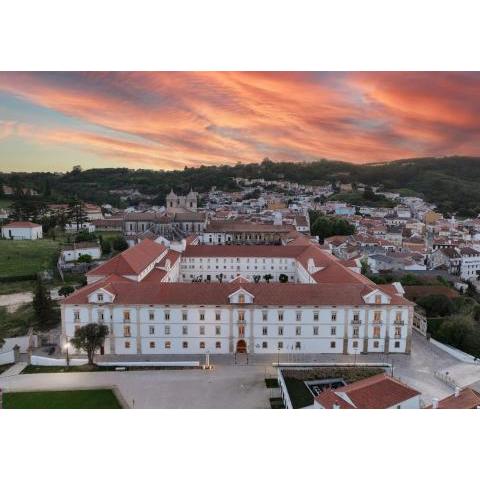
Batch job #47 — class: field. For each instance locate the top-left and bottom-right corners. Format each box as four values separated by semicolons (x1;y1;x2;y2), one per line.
0;239;60;279
3;389;122;409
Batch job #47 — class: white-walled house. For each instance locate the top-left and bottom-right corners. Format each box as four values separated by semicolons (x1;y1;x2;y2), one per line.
1;221;43;240
61;238;414;357
61;242;102;262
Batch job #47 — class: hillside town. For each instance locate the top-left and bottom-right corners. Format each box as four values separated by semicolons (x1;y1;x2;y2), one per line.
2;178;480;409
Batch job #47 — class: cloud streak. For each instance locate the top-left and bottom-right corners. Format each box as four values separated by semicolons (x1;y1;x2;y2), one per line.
1;71;480;171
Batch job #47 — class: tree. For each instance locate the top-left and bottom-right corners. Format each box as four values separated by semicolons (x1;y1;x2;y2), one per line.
279;273;288;283
309;212;355;242
216;273;224;283
67;199;88;231
77;254;93;263
101;238;111;255
70;323;109;365
263;274;273;283
417;294;454;317
75;230;96;242
253;275;261;283
112;236;128;252
58;285;75;297
32;277;55;329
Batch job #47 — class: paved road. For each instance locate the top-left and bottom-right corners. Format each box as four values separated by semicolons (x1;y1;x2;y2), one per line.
0;364;273;409
2;332;480;407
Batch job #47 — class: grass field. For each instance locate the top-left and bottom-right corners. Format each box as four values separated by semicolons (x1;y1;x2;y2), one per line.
3;389;122;409
0;304;35;337
0;239;60;279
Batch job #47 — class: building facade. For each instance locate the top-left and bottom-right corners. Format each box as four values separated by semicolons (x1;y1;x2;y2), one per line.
61;238;414;357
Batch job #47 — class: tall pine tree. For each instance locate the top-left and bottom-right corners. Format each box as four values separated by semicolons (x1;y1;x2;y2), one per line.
32;276;55;330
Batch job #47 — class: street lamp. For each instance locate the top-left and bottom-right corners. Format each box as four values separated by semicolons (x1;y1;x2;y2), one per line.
64;341;71;367
205;350;210;369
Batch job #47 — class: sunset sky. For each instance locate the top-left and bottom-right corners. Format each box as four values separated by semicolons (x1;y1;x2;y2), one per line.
1;72;479;172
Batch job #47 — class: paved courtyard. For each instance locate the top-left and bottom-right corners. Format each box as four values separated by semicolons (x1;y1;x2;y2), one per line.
2;332;480;407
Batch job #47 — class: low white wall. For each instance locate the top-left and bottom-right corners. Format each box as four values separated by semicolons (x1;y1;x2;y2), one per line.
0;335;37;354
30;355;88;366
0;350;15;365
96;361;200;367
430;338;478;364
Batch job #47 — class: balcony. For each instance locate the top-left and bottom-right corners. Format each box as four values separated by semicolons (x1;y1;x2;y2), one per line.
352;333;360;339
394;334;402;339
373;334;381;339
394;320;405;326
351;319;361;325
372;320;383;326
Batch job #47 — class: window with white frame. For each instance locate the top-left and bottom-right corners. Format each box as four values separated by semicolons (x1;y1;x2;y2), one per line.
262;326;268;336
313;326;319;335
331;311;337;322
149;341;156;349
182;311;188;321
182;326;188;335
149;311;155;320
182;341;188;349
313;311;319;321
200;326;205;335
164;341;171;349
278;326;284;336
149;326;155;335
331;326;336;336
74;310;80;321
278;311;284;321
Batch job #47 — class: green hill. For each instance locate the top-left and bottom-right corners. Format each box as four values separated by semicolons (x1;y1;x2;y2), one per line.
2;156;480;216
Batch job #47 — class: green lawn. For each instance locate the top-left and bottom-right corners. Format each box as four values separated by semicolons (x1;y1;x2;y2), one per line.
0;239;60;279
3;389;122;409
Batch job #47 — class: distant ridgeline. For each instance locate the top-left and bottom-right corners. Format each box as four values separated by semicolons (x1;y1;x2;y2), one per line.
2;156;480;215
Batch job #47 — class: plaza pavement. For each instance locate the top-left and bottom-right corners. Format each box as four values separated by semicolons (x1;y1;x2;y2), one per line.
2;332;480;408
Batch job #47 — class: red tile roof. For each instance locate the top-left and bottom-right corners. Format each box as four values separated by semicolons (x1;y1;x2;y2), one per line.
3;221;41;228
315;373;420;409
62;280;410;307
426;388;480;409
87;239;166;277
183;245;307;258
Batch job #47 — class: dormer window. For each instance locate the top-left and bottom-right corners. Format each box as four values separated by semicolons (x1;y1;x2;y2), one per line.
97;294;103;302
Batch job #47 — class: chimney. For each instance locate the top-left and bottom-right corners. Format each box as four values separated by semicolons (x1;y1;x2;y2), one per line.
432;398;439;409
333;402;341;409
454;386;461;397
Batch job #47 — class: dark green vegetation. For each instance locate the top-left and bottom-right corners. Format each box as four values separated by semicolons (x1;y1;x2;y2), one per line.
424;294;480;358
3;389;122;409
282;367;385;409
22;364;199;374
70;323;110;365
309;211;355;241
3;156;480;215
269;398;285;409
0;301;60;338
265;378;279;388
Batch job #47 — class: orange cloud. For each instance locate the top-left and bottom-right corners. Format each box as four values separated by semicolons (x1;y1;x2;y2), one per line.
0;72;479;170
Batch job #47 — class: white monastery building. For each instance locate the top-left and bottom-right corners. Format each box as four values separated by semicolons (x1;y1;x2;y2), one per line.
1;221;43;240
61;237;414;356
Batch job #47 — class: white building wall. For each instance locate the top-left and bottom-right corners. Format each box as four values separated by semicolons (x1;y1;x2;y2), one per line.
62;302;412;356
1;225;43;240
